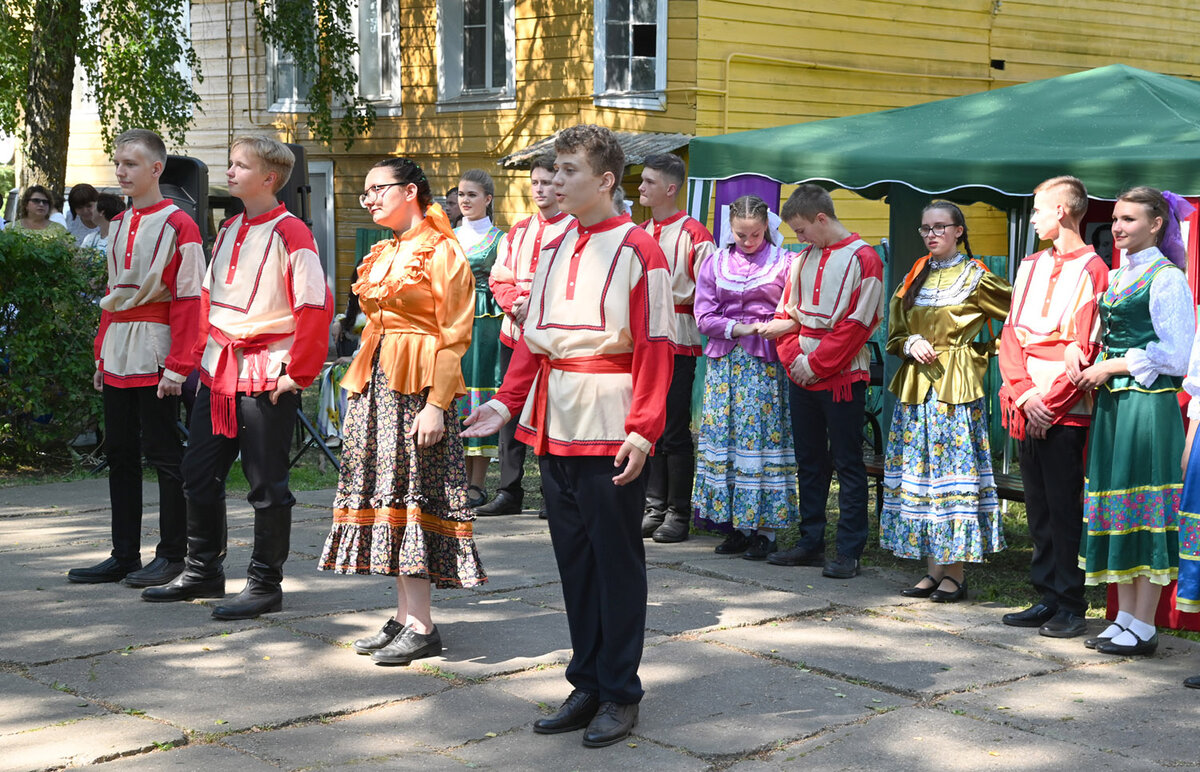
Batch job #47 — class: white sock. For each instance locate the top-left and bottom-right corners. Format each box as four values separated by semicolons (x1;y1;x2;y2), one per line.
1100;610;1135;639
760;529;776;542
1115;610;1134;628
1128;617;1157;641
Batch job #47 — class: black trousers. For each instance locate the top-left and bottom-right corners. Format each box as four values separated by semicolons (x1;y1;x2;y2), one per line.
102;384;186;562
1019;425;1088;615
645;354;695;511
181;385;299;510
495;342;526;501
540;454;647;705
788;381;869;559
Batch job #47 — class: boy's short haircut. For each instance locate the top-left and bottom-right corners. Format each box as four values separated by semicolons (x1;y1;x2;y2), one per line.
1033;175;1089;220
96;193;126;221
68;183;99;212
446;186;458;198
231;136;295;194
114;129;167;165
555;125;625;195
530;152;556;175
781;184;838;223
642;153;686;188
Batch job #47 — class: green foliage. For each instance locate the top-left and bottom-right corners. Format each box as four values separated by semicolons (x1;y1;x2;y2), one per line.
0;166;14;196
256;0;376;149
0;229;105;467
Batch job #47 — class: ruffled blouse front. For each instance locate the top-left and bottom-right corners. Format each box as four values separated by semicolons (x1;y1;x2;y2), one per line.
340;210;475;410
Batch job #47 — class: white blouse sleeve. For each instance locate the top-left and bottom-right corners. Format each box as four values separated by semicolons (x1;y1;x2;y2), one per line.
1126;267;1196;386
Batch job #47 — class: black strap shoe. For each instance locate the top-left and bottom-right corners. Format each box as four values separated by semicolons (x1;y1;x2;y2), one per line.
353;618;406;654
533;689;599;734
929;576;967;603
1001;603;1057;628
900;574;940;598
123;557;185;588
582;702;638;748
68;556;142;584
1096;631;1158;656
713;530;750;554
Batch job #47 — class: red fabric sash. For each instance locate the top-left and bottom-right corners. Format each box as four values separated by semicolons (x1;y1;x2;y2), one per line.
207;327;291;438
674;304;693;314
112;302;170;324
526;353;633;454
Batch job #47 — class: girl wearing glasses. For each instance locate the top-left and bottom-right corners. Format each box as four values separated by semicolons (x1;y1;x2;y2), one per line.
881;201;1012;602
319;158;486;666
12;186;69;237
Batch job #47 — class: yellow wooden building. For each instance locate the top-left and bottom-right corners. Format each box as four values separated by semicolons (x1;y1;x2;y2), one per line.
62;0;1200;299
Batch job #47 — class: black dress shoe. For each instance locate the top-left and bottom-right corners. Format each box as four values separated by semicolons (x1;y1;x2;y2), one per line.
67;556;142;584
372;625;443;665
123;557;185;588
822;554;860;579
1096;632;1158;656
1084;624;1126;650
141;573;226;603
582;702;638;748
641;508;666;538
651;508;690;543
900;574;939;598
767;545;825;567
714;531;750;554
475;491;523;516
533;689;599;734
743;534;777;561
353;618;406;654
1184;674;1200;689
1039;610;1088;638
466;486;488;509
212;581;282;620
929;576;967;603
1002;603;1057;628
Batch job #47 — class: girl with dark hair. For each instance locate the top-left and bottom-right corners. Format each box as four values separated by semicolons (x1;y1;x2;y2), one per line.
881;201;1011;601
1072;186;1194;655
319;157;486;665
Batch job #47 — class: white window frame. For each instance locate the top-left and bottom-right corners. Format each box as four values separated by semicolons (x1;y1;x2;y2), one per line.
435;0;517;113
593;0;668;111
267;44;314;114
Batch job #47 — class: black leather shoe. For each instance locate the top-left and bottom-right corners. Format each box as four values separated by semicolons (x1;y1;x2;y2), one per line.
1039;610;1088;638
714;531;750;554
900;574;939;598
538;507;547;520
123;557;185;588
767;545;825;567
212;581;282;620
1002;603;1057;628
582;702;638;748
822;554;860;579
930;576;967;603
353;618;406;654
1085;624;1126;650
1184;674;1200;689
641;508;666;538
372;626;443;665
651;507;690;543
141;573;225;602
1096;632;1158;656
466;486;487;509
743;534;777;560
68;556;141;584
533;689;599;734
475;491;523;516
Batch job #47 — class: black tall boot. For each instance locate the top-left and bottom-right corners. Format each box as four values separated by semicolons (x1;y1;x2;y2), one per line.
142;499;227;602
641;452;668;537
212;506;291;620
652;453;695;544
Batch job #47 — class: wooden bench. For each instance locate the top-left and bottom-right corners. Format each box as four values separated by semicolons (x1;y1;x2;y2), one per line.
863;453;1025;515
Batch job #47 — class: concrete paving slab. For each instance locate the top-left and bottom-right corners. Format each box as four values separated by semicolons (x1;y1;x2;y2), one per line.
706;613;1063;698
451;731;708;771
0;479;156;517
281;595;572;679
1;714;184;772
0;510;113;552
727;706;1160;771
0;672;107;736
31;626;450;734
471;512;552;539
643;533;735;564
83;744;283;771
223;682;535;767
941;649;1200;766
292;488;335;510
273;751;474;772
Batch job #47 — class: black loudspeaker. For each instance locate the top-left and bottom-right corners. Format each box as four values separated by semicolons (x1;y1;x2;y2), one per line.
161;155;211;246
278;143;312;228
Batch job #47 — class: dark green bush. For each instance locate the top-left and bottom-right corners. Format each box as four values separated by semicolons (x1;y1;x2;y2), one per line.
0;229;106;467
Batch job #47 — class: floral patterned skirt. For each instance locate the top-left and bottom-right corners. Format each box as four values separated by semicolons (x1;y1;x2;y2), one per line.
693;346;799;531
879;389;1003;563
318;358;486;588
1178;430;1200;612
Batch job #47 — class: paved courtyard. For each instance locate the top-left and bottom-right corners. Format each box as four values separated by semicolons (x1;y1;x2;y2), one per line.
2;479;1198;771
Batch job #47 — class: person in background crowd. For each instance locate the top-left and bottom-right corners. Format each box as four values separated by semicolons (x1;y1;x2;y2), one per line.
80;193;127;255
11;185;69;237
64;183;101;245
445;186;462;228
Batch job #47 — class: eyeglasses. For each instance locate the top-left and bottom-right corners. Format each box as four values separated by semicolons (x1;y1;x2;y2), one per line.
28;198;51;206
359;182;406;208
917;224;955;237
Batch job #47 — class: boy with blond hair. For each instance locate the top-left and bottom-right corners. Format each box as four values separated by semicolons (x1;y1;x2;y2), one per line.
143;136;333;620
999;175;1109;638
69;129;204;589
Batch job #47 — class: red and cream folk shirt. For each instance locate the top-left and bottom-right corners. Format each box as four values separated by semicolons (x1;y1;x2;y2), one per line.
998;245;1109;437
486;214;675;456
775;233;884;400
639;211;716;356
94;199;204;388
196;204;333;395
489;210;576;348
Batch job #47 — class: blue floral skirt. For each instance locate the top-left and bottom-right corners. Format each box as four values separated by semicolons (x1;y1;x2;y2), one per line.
692;346;799;531
879;389;1003;563
1179;434;1200;612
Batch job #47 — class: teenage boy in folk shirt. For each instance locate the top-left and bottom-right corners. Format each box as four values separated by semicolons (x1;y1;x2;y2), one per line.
636;153;716;543
478;153;576;516
69;129;203;589
464;125;674;748
142;136;333;620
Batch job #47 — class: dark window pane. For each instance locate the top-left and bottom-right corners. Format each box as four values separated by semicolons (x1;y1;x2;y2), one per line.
606;22;628;58
607;0;629;23
465;0;485;25
464;27;486;89
632;57;655;91
276;62;295;102
606;57;629;92
631;23;655;57
492;5;506;89
633;0;655;24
